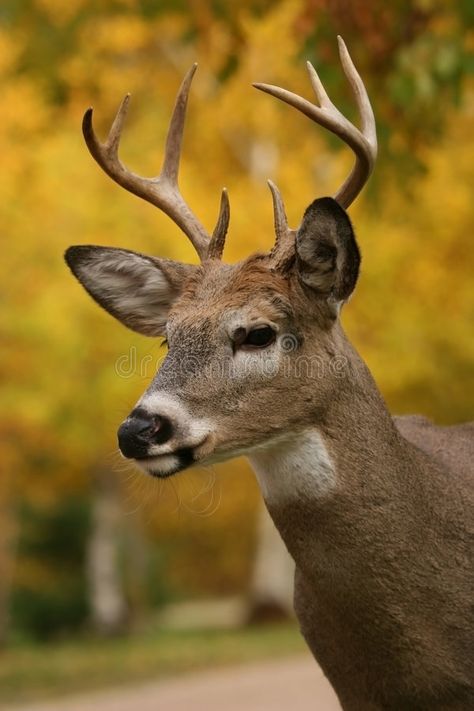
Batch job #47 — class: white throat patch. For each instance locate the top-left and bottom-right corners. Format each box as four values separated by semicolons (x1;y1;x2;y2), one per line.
248;429;336;505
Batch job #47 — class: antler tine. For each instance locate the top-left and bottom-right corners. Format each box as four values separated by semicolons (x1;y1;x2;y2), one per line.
161;64;195;184
82;64;226;261
82;95;130;166
267;180;296;268
207;188;230;260
253;37;377;211
337;36;376;147
267;179;289;243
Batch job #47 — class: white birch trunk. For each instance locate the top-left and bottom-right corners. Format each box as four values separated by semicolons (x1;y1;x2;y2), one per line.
87;469;127;635
247;503;295;622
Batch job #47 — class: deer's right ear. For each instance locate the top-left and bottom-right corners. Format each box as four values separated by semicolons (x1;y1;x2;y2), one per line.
65;246;195;337
295;197;360;304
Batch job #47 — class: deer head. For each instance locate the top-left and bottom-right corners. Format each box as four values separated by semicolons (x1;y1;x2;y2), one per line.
65;37;377;478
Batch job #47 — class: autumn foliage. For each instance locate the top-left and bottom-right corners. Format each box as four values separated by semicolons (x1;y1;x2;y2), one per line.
1;0;473;641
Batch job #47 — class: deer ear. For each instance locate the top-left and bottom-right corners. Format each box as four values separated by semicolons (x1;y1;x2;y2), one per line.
65;246;196;337
295;197;360;303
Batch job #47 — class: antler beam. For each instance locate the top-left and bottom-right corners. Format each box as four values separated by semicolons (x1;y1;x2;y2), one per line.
82;64;229;261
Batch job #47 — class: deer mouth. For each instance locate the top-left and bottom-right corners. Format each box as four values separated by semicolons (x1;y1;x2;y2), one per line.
132;431;217;478
135;447;196;478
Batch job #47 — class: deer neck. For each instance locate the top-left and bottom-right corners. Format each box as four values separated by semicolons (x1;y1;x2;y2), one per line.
248;335;413;573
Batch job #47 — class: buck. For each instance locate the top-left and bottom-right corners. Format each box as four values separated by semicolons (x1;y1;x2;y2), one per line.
66;38;474;709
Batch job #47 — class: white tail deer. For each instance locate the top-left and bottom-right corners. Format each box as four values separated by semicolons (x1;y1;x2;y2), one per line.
66;38;474;709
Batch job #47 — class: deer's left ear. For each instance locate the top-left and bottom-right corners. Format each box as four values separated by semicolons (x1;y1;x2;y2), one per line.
295;197;360;303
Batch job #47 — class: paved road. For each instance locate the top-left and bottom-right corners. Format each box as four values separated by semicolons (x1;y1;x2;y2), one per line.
15;656;341;711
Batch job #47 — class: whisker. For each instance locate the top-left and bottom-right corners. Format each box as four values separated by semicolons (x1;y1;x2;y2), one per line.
175;467;222;517
168;477;183;515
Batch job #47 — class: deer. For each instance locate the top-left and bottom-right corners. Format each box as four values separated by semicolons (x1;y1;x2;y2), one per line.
65;37;474;710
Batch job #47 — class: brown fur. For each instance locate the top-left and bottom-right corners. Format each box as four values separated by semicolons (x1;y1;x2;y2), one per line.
66;211;474;711
147;258;474;708
268;337;474;710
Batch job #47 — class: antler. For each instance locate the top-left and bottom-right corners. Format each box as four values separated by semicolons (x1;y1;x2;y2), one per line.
253;36;377;238
82;64;229;261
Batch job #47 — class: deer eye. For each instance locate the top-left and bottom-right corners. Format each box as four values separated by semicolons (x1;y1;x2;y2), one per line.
241;326;276;349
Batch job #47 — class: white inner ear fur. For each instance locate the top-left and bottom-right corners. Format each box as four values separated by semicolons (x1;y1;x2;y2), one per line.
79;252;175;334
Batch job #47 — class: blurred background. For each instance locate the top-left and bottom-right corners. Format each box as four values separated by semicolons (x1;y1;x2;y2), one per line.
1;0;473;706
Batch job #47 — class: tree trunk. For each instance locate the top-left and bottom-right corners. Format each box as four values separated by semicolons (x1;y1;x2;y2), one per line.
87;468;128;636
123;513;149;630
246;503;295;624
0;498;16;647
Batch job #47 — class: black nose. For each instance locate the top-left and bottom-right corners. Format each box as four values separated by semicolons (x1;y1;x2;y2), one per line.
117;408;173;459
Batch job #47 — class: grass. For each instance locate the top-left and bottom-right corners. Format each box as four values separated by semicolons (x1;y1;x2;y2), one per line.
0;623;306;707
